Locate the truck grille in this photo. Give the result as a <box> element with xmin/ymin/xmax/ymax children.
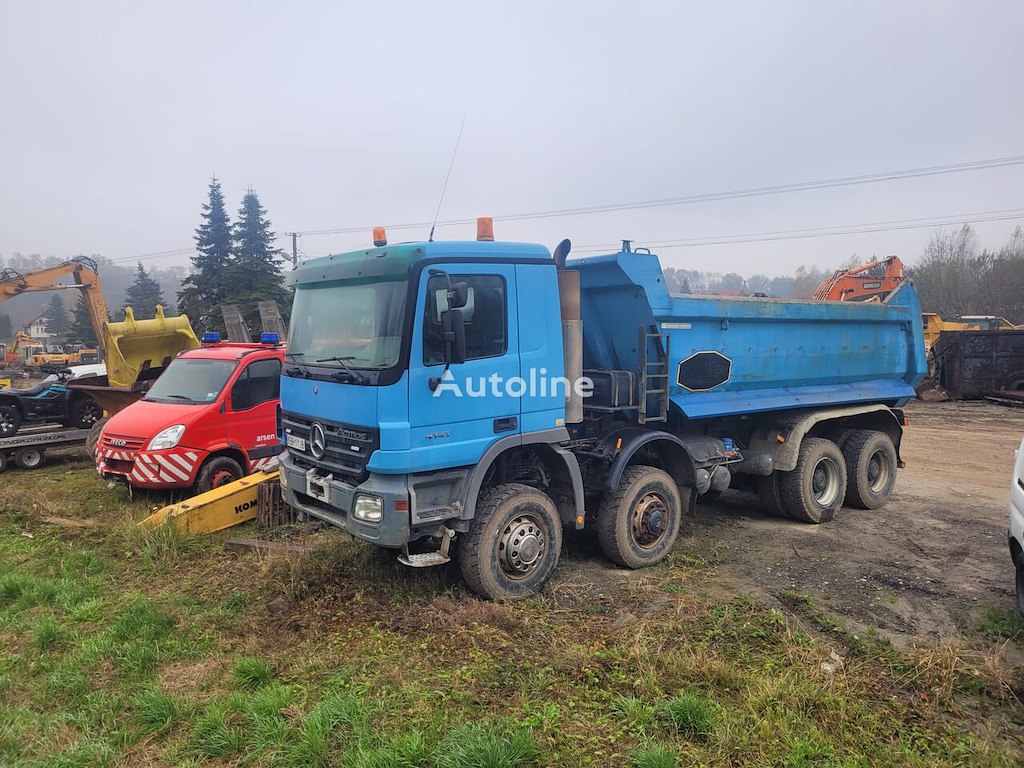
<box><xmin>281</xmin><ymin>411</ymin><xmax>379</xmax><ymax>484</ymax></box>
<box><xmin>100</xmin><ymin>433</ymin><xmax>146</xmax><ymax>452</ymax></box>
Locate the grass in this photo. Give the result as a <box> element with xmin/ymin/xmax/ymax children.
<box><xmin>978</xmin><ymin>607</ymin><xmax>1024</xmax><ymax>641</ymax></box>
<box><xmin>0</xmin><ymin>453</ymin><xmax>1021</xmax><ymax>766</ymax></box>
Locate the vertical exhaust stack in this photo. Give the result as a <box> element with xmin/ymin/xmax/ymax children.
<box><xmin>553</xmin><ymin>239</ymin><xmax>583</xmax><ymax>424</ymax></box>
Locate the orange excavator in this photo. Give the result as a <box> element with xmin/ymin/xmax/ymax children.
<box><xmin>812</xmin><ymin>255</ymin><xmax>906</xmax><ymax>302</ymax></box>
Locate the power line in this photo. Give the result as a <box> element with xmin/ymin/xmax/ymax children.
<box><xmin>290</xmin><ymin>153</ymin><xmax>1024</xmax><ymax>237</ymax></box>
<box><xmin>572</xmin><ymin>208</ymin><xmax>1024</xmax><ymax>253</ymax></box>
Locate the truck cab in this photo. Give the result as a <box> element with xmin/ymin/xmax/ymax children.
<box><xmin>96</xmin><ymin>334</ymin><xmax>284</xmax><ymax>493</ymax></box>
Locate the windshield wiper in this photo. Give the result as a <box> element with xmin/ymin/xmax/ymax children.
<box><xmin>315</xmin><ymin>355</ymin><xmax>369</xmax><ymax>383</ymax></box>
<box><xmin>284</xmin><ymin>351</ymin><xmax>311</xmax><ymax>378</ymax></box>
<box><xmin>163</xmin><ymin>394</ymin><xmax>195</xmax><ymax>402</ymax></box>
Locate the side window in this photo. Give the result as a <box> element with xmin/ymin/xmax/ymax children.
<box><xmin>231</xmin><ymin>359</ymin><xmax>282</xmax><ymax>411</ymax></box>
<box><xmin>422</xmin><ymin>274</ymin><xmax>507</xmax><ymax>366</ymax></box>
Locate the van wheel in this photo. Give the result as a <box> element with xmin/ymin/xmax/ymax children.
<box><xmin>779</xmin><ymin>438</ymin><xmax>847</xmax><ymax>524</ymax></box>
<box><xmin>459</xmin><ymin>483</ymin><xmax>562</xmax><ymax>601</ymax></box>
<box><xmin>842</xmin><ymin>430</ymin><xmax>897</xmax><ymax>509</ymax></box>
<box><xmin>195</xmin><ymin>456</ymin><xmax>243</xmax><ymax>494</ymax></box>
<box><xmin>70</xmin><ymin>396</ymin><xmax>103</xmax><ymax>429</ymax></box>
<box><xmin>86</xmin><ymin>417</ymin><xmax>108</xmax><ymax>457</ymax></box>
<box><xmin>1017</xmin><ymin>564</ymin><xmax>1024</xmax><ymax>618</ymax></box>
<box><xmin>597</xmin><ymin>465</ymin><xmax>682</xmax><ymax>568</ymax></box>
<box><xmin>0</xmin><ymin>404</ymin><xmax>20</xmax><ymax>438</ymax></box>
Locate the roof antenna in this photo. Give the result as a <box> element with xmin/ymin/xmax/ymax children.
<box><xmin>428</xmin><ymin>115</ymin><xmax>466</xmax><ymax>242</ymax></box>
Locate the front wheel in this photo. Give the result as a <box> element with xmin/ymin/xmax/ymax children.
<box><xmin>597</xmin><ymin>465</ymin><xmax>682</xmax><ymax>568</ymax></box>
<box><xmin>1016</xmin><ymin>563</ymin><xmax>1024</xmax><ymax>618</ymax></box>
<box><xmin>778</xmin><ymin>438</ymin><xmax>847</xmax><ymax>524</ymax></box>
<box><xmin>195</xmin><ymin>456</ymin><xmax>244</xmax><ymax>494</ymax></box>
<box><xmin>14</xmin><ymin>447</ymin><xmax>44</xmax><ymax>470</ymax></box>
<box><xmin>0</xmin><ymin>404</ymin><xmax>21</xmax><ymax>438</ymax></box>
<box><xmin>459</xmin><ymin>483</ymin><xmax>562</xmax><ymax>601</ymax></box>
<box><xmin>86</xmin><ymin>417</ymin><xmax>108</xmax><ymax>458</ymax></box>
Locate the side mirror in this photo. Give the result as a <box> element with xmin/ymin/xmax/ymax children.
<box><xmin>441</xmin><ymin>309</ymin><xmax>466</xmax><ymax>365</ymax></box>
<box><xmin>449</xmin><ymin>281</ymin><xmax>470</xmax><ymax>309</ymax></box>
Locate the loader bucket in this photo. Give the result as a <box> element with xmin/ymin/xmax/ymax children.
<box><xmin>103</xmin><ymin>305</ymin><xmax>200</xmax><ymax>389</ymax></box>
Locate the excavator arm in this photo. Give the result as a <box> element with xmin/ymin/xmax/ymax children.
<box><xmin>0</xmin><ymin>257</ymin><xmax>110</xmax><ymax>357</ymax></box>
<box><xmin>813</xmin><ymin>255</ymin><xmax>906</xmax><ymax>302</ymax></box>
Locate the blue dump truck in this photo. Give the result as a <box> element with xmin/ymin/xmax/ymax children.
<box><xmin>279</xmin><ymin>220</ymin><xmax>927</xmax><ymax>600</ymax></box>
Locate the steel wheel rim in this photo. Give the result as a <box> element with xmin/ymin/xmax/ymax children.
<box><xmin>211</xmin><ymin>469</ymin><xmax>237</xmax><ymax>488</ymax></box>
<box><xmin>81</xmin><ymin>401</ymin><xmax>102</xmax><ymax>424</ymax></box>
<box><xmin>811</xmin><ymin>457</ymin><xmax>841</xmax><ymax>507</ymax></box>
<box><xmin>632</xmin><ymin>492</ymin><xmax>670</xmax><ymax>549</ymax></box>
<box><xmin>21</xmin><ymin>449</ymin><xmax>41</xmax><ymax>467</ymax></box>
<box><xmin>498</xmin><ymin>513</ymin><xmax>546</xmax><ymax>579</ymax></box>
<box><xmin>0</xmin><ymin>409</ymin><xmax>14</xmax><ymax>433</ymax></box>
<box><xmin>866</xmin><ymin>449</ymin><xmax>892</xmax><ymax>494</ymax></box>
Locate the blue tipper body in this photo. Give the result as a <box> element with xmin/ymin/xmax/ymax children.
<box><xmin>567</xmin><ymin>249</ymin><xmax>927</xmax><ymax>420</ymax></box>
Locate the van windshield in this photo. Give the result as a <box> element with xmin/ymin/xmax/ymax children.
<box><xmin>144</xmin><ymin>358</ymin><xmax>237</xmax><ymax>404</ymax></box>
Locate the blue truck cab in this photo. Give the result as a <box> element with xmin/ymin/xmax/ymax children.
<box><xmin>279</xmin><ymin>221</ymin><xmax>927</xmax><ymax>600</ymax></box>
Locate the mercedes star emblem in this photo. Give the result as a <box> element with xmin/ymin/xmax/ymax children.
<box><xmin>310</xmin><ymin>423</ymin><xmax>327</xmax><ymax>459</ymax></box>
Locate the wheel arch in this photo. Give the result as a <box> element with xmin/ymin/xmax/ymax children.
<box><xmin>203</xmin><ymin>445</ymin><xmax>249</xmax><ymax>473</ymax></box>
<box><xmin>0</xmin><ymin>393</ymin><xmax>26</xmax><ymax>415</ymax></box>
<box><xmin>461</xmin><ymin>429</ymin><xmax>584</xmax><ymax>527</ymax></box>
<box><xmin>600</xmin><ymin>428</ymin><xmax>726</xmax><ymax>492</ymax></box>
<box><xmin>748</xmin><ymin>405</ymin><xmax>905</xmax><ymax>473</ymax></box>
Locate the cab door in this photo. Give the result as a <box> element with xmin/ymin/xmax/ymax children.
<box><xmin>408</xmin><ymin>266</ymin><xmax>520</xmax><ymax>472</ymax></box>
<box><xmin>226</xmin><ymin>357</ymin><xmax>282</xmax><ymax>468</ymax></box>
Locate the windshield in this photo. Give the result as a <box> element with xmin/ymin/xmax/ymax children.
<box><xmin>144</xmin><ymin>358</ymin><xmax>237</xmax><ymax>404</ymax></box>
<box><xmin>288</xmin><ymin>278</ymin><xmax>407</xmax><ymax>370</ymax></box>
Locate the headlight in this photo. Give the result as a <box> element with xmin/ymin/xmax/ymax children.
<box><xmin>148</xmin><ymin>424</ymin><xmax>185</xmax><ymax>451</ymax></box>
<box><xmin>352</xmin><ymin>494</ymin><xmax>383</xmax><ymax>523</ymax></box>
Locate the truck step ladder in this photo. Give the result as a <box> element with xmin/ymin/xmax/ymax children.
<box><xmin>397</xmin><ymin>528</ymin><xmax>455</xmax><ymax>568</ymax></box>
<box><xmin>639</xmin><ymin>324</ymin><xmax>670</xmax><ymax>424</ymax></box>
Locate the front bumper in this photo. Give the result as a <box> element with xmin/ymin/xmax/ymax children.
<box><xmin>97</xmin><ymin>445</ymin><xmax>207</xmax><ymax>489</ymax></box>
<box><xmin>279</xmin><ymin>450</ymin><xmax>412</xmax><ymax>546</ymax></box>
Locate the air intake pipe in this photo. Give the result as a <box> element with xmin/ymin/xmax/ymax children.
<box><xmin>553</xmin><ymin>239</ymin><xmax>583</xmax><ymax>424</ymax></box>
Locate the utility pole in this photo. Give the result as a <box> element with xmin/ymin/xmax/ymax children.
<box><xmin>285</xmin><ymin>232</ymin><xmax>299</xmax><ymax>268</ymax></box>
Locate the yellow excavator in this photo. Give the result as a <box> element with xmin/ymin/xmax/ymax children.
<box><xmin>1</xmin><ymin>331</ymin><xmax>47</xmax><ymax>368</ymax></box>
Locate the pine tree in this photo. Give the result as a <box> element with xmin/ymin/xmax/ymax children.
<box><xmin>44</xmin><ymin>294</ymin><xmax>70</xmax><ymax>337</ymax></box>
<box><xmin>222</xmin><ymin>188</ymin><xmax>291</xmax><ymax>333</ymax></box>
<box><xmin>179</xmin><ymin>176</ymin><xmax>232</xmax><ymax>333</ymax></box>
<box><xmin>0</xmin><ymin>313</ymin><xmax>11</xmax><ymax>342</ymax></box>
<box><xmin>68</xmin><ymin>295</ymin><xmax>100</xmax><ymax>345</ymax></box>
<box><xmin>123</xmin><ymin>262</ymin><xmax>166</xmax><ymax>320</ymax></box>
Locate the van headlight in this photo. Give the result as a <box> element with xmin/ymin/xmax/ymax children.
<box><xmin>148</xmin><ymin>424</ymin><xmax>185</xmax><ymax>451</ymax></box>
<box><xmin>353</xmin><ymin>494</ymin><xmax>383</xmax><ymax>523</ymax></box>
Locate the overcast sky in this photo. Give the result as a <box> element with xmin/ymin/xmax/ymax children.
<box><xmin>1</xmin><ymin>1</ymin><xmax>1022</xmax><ymax>277</ymax></box>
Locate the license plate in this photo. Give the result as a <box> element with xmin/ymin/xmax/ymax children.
<box><xmin>286</xmin><ymin>433</ymin><xmax>306</xmax><ymax>451</ymax></box>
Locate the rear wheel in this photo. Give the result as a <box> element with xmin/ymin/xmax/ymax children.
<box><xmin>757</xmin><ymin>474</ymin><xmax>788</xmax><ymax>518</ymax></box>
<box><xmin>14</xmin><ymin>447</ymin><xmax>44</xmax><ymax>470</ymax></box>
<box><xmin>0</xmin><ymin>453</ymin><xmax>7</xmax><ymax>473</ymax></box>
<box><xmin>69</xmin><ymin>396</ymin><xmax>103</xmax><ymax>430</ymax></box>
<box><xmin>195</xmin><ymin>456</ymin><xmax>243</xmax><ymax>494</ymax></box>
<box><xmin>459</xmin><ymin>483</ymin><xmax>562</xmax><ymax>601</ymax></box>
<box><xmin>1017</xmin><ymin>563</ymin><xmax>1024</xmax><ymax>618</ymax></box>
<box><xmin>597</xmin><ymin>465</ymin><xmax>682</xmax><ymax>568</ymax></box>
<box><xmin>842</xmin><ymin>430</ymin><xmax>897</xmax><ymax>509</ymax></box>
<box><xmin>779</xmin><ymin>438</ymin><xmax>846</xmax><ymax>524</ymax></box>
<box><xmin>0</xmin><ymin>404</ymin><xmax>20</xmax><ymax>438</ymax></box>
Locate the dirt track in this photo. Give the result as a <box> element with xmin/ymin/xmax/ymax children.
<box><xmin>691</xmin><ymin>400</ymin><xmax>1024</xmax><ymax>650</ymax></box>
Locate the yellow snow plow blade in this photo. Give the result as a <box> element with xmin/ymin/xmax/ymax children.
<box><xmin>140</xmin><ymin>470</ymin><xmax>279</xmax><ymax>534</ymax></box>
<box><xmin>104</xmin><ymin>305</ymin><xmax>200</xmax><ymax>389</ymax></box>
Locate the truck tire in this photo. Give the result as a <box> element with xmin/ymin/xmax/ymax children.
<box><xmin>0</xmin><ymin>404</ymin><xmax>20</xmax><ymax>438</ymax></box>
<box><xmin>757</xmin><ymin>474</ymin><xmax>788</xmax><ymax>518</ymax></box>
<box><xmin>458</xmin><ymin>483</ymin><xmax>562</xmax><ymax>601</ymax></box>
<box><xmin>778</xmin><ymin>438</ymin><xmax>846</xmax><ymax>524</ymax></box>
<box><xmin>14</xmin><ymin>447</ymin><xmax>44</xmax><ymax>470</ymax></box>
<box><xmin>0</xmin><ymin>452</ymin><xmax>7</xmax><ymax>473</ymax></box>
<box><xmin>195</xmin><ymin>456</ymin><xmax>243</xmax><ymax>494</ymax></box>
<box><xmin>86</xmin><ymin>417</ymin><xmax>108</xmax><ymax>457</ymax></box>
<box><xmin>842</xmin><ymin>430</ymin><xmax>897</xmax><ymax>509</ymax></box>
<box><xmin>597</xmin><ymin>465</ymin><xmax>682</xmax><ymax>568</ymax></box>
<box><xmin>69</xmin><ymin>396</ymin><xmax>103</xmax><ymax>430</ymax></box>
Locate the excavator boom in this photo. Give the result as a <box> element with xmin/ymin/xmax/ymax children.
<box><xmin>813</xmin><ymin>255</ymin><xmax>906</xmax><ymax>302</ymax></box>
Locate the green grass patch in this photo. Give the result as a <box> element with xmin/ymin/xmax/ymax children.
<box><xmin>663</xmin><ymin>692</ymin><xmax>718</xmax><ymax>740</ymax></box>
<box><xmin>977</xmin><ymin>607</ymin><xmax>1024</xmax><ymax>641</ymax></box>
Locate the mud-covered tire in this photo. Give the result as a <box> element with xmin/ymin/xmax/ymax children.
<box><xmin>779</xmin><ymin>438</ymin><xmax>846</xmax><ymax>524</ymax></box>
<box><xmin>842</xmin><ymin>429</ymin><xmax>897</xmax><ymax>509</ymax></box>
<box><xmin>0</xmin><ymin>453</ymin><xmax>7</xmax><ymax>473</ymax></box>
<box><xmin>195</xmin><ymin>456</ymin><xmax>244</xmax><ymax>494</ymax></box>
<box><xmin>757</xmin><ymin>474</ymin><xmax>788</xmax><ymax>518</ymax></box>
<box><xmin>86</xmin><ymin>417</ymin><xmax>108</xmax><ymax>457</ymax></box>
<box><xmin>0</xmin><ymin>404</ymin><xmax>21</xmax><ymax>438</ymax></box>
<box><xmin>69</xmin><ymin>396</ymin><xmax>103</xmax><ymax>430</ymax></box>
<box><xmin>597</xmin><ymin>465</ymin><xmax>682</xmax><ymax>568</ymax></box>
<box><xmin>13</xmin><ymin>447</ymin><xmax>44</xmax><ymax>470</ymax></box>
<box><xmin>459</xmin><ymin>483</ymin><xmax>562</xmax><ymax>601</ymax></box>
